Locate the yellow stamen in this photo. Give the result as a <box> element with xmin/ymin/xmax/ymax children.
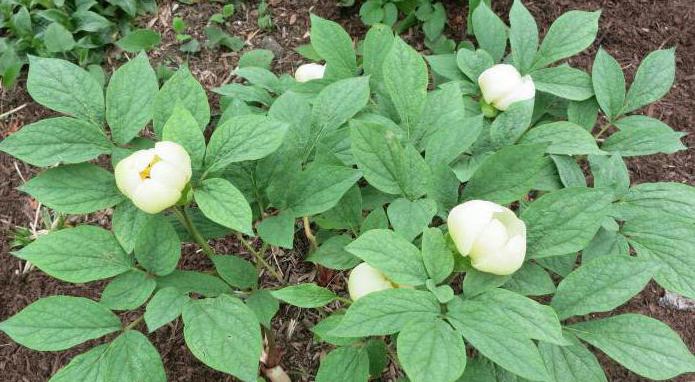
<box><xmin>139</xmin><ymin>155</ymin><xmax>161</xmax><ymax>180</ymax></box>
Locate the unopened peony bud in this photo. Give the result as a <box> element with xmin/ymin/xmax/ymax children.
<box><xmin>294</xmin><ymin>63</ymin><xmax>325</xmax><ymax>82</ymax></box>
<box><xmin>348</xmin><ymin>262</ymin><xmax>395</xmax><ymax>301</ymax></box>
<box><xmin>447</xmin><ymin>200</ymin><xmax>526</xmax><ymax>275</ymax></box>
<box><xmin>478</xmin><ymin>64</ymin><xmax>535</xmax><ymax>111</ymax></box>
<box><xmin>114</xmin><ymin>141</ymin><xmax>192</xmax><ymax>214</ymax></box>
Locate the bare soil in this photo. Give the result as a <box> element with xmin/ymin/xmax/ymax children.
<box><xmin>1</xmin><ymin>0</ymin><xmax>693</xmax><ymax>381</ymax></box>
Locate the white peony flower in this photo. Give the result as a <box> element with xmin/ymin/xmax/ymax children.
<box><xmin>347</xmin><ymin>262</ymin><xmax>395</xmax><ymax>301</ymax></box>
<box><xmin>114</xmin><ymin>141</ymin><xmax>192</xmax><ymax>214</ymax></box>
<box><xmin>478</xmin><ymin>64</ymin><xmax>535</xmax><ymax>111</ymax></box>
<box><xmin>294</xmin><ymin>63</ymin><xmax>325</xmax><ymax>82</ymax></box>
<box><xmin>447</xmin><ymin>200</ymin><xmax>527</xmax><ymax>275</ymax></box>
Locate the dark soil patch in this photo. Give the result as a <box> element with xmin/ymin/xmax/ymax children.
<box><xmin>1</xmin><ymin>0</ymin><xmax>693</xmax><ymax>381</ymax></box>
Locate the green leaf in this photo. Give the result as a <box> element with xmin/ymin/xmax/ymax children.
<box><xmin>49</xmin><ymin>344</ymin><xmax>109</xmax><ymax>382</ymax></box>
<box><xmin>581</xmin><ymin>227</ymin><xmax>630</xmax><ymax>264</ymax></box>
<box><xmin>532</xmin><ymin>10</ymin><xmax>600</xmax><ymax>69</ymax></box>
<box><xmin>363</xmin><ymin>24</ymin><xmax>394</xmax><ymax>83</ymax></box>
<box><xmin>27</xmin><ymin>56</ymin><xmax>104</xmax><ymax>124</ymax></box>
<box><xmin>330</xmin><ymin>289</ymin><xmax>440</xmax><ymax>337</ymax></box>
<box><xmin>182</xmin><ymin>295</ymin><xmax>262</xmax><ymax>382</ymax></box>
<box><xmin>509</xmin><ymin>0</ymin><xmax>538</xmax><ymax>74</ymax></box>
<box><xmin>568</xmin><ymin>97</ymin><xmax>599</xmax><ymax>131</ymax></box>
<box><xmin>238</xmin><ymin>49</ymin><xmax>274</xmax><ymax>69</ymax></box>
<box><xmin>307</xmin><ymin>235</ymin><xmax>360</xmax><ymax>270</ymax></box>
<box><xmin>0</xmin><ymin>296</ymin><xmax>120</xmax><ymax>351</ymax></box>
<box><xmin>211</xmin><ymin>255</ymin><xmax>257</xmax><ymax>289</ymax></box>
<box><xmin>503</xmin><ymin>262</ymin><xmax>556</xmax><ymax>296</ymax></box>
<box><xmin>521</xmin><ymin>188</ymin><xmax>613</xmax><ymax>258</ymax></box>
<box><xmin>106</xmin><ymin>53</ymin><xmax>159</xmax><ymax>144</ymax></box>
<box><xmin>387</xmin><ymin>198</ymin><xmax>437</xmax><ymax>241</ymax></box>
<box><xmin>446</xmin><ymin>297</ymin><xmax>549</xmax><ymax>381</ymax></box>
<box><xmin>15</xmin><ymin>225</ymin><xmax>132</xmax><ymax>283</ymax></box>
<box><xmin>419</xmin><ymin>85</ymin><xmax>473</xmax><ymax>157</ymax></box>
<box><xmin>205</xmin><ymin>115</ymin><xmax>288</xmax><ymax>172</ymax></box>
<box><xmin>156</xmin><ymin>270</ymin><xmax>230</xmax><ymax>297</ymax></box>
<box><xmin>214</xmin><ymin>84</ymin><xmax>272</xmax><ymax>105</ymax></box>
<box><xmin>366</xmin><ymin>338</ymin><xmax>388</xmax><ymax>377</ymax></box>
<box><xmin>194</xmin><ymin>178</ymin><xmax>253</xmax><ymax>235</ymax></box>
<box><xmin>245</xmin><ymin>290</ymin><xmax>279</xmax><ymax>328</ymax></box>
<box><xmin>462</xmin><ymin>143</ymin><xmax>547</xmax><ymax>204</ymax></box>
<box><xmin>570</xmin><ymin>314</ymin><xmax>695</xmax><ymax>380</ymax></box>
<box><xmin>153</xmin><ymin>66</ymin><xmax>210</xmax><ymax>136</ymax></box>
<box><xmin>624</xmin><ymin>48</ymin><xmax>676</xmax><ymax>113</ymax></box>
<box><xmin>310</xmin><ymin>14</ymin><xmax>357</xmax><ymax>79</ymax></box>
<box><xmin>456</xmin><ymin>48</ymin><xmax>494</xmax><ymax>82</ymax></box>
<box><xmin>602</xmin><ymin>115</ymin><xmax>685</xmax><ymax>156</ymax></box>
<box><xmin>311</xmin><ymin>76</ymin><xmax>371</xmax><ymax>149</ymax></box>
<box><xmin>44</xmin><ymin>23</ymin><xmax>76</xmax><ymax>52</ymax></box>
<box><xmin>489</xmin><ymin>99</ymin><xmax>535</xmax><ymax>147</ymax></box>
<box><xmin>551</xmin><ymin>155</ymin><xmax>587</xmax><ymax>188</ymax></box>
<box><xmin>475</xmin><ymin>288</ymin><xmax>565</xmax><ymax>344</ymax></box>
<box><xmin>397</xmin><ymin>319</ymin><xmax>466</xmax><ymax>382</ymax></box>
<box><xmin>234</xmin><ymin>67</ymin><xmax>280</xmax><ymax>92</ymax></box>
<box><xmin>315</xmin><ymin>346</ymin><xmax>370</xmax><ymax>382</ymax></box>
<box><xmin>284</xmin><ymin>163</ymin><xmax>362</xmax><ymax>217</ymax></box>
<box><xmin>426</xmin><ymin>54</ymin><xmax>465</xmax><ymax>82</ymax></box>
<box><xmin>589</xmin><ymin>154</ymin><xmax>629</xmax><ymax>198</ymax></box>
<box><xmin>383</xmin><ymin>37</ymin><xmax>429</xmax><ymax>134</ymax></box>
<box><xmin>311</xmin><ymin>313</ymin><xmax>358</xmax><ymax>346</ymax></box>
<box><xmin>104</xmin><ymin>330</ymin><xmax>166</xmax><ymax>382</ymax></box>
<box><xmin>115</xmin><ymin>28</ymin><xmax>161</xmax><ymax>52</ymax></box>
<box><xmin>346</xmin><ymin>229</ymin><xmax>428</xmax><ymax>286</ymax></box>
<box><xmin>271</xmin><ymin>283</ymin><xmax>337</xmax><ymax>308</ymax></box>
<box><xmin>0</xmin><ymin>117</ymin><xmax>110</xmax><ymax>167</ymax></box>
<box><xmin>359</xmin><ymin>1</ymin><xmax>384</xmax><ymax>25</ymax></box>
<box><xmin>257</xmin><ymin>212</ymin><xmax>295</xmax><ymax>249</ymax></box>
<box><xmin>421</xmin><ymin>227</ymin><xmax>454</xmax><ymax>284</ymax></box>
<box><xmin>161</xmin><ymin>105</ymin><xmax>206</xmax><ymax>169</ymax></box>
<box><xmin>112</xmin><ymin>200</ymin><xmax>152</xmax><ymax>254</ymax></box>
<box><xmin>613</xmin><ymin>182</ymin><xmax>695</xmax><ymax>222</ymax></box>
<box><xmin>316</xmin><ymin>185</ymin><xmax>362</xmax><ymax>234</ymax></box>
<box><xmin>472</xmin><ymin>2</ymin><xmax>507</xmax><ymax>62</ymax></box>
<box><xmin>101</xmin><ymin>270</ymin><xmax>156</xmax><ymax>310</ymax></box>
<box><xmin>531</xmin><ymin>65</ymin><xmax>594</xmax><ymax>101</ymax></box>
<box><xmin>551</xmin><ymin>255</ymin><xmax>653</xmax><ymax>320</ymax></box>
<box><xmin>592</xmin><ymin>48</ymin><xmax>625</xmax><ymax>119</ymax></box>
<box><xmin>134</xmin><ymin>215</ymin><xmax>181</xmax><ymax>276</ymax></box>
<box><xmin>351</xmin><ymin>120</ymin><xmax>431</xmax><ymax>199</ymax></box>
<box><xmin>145</xmin><ymin>287</ymin><xmax>188</xmax><ymax>332</ymax></box>
<box><xmin>20</xmin><ymin>164</ymin><xmax>122</xmax><ymax>214</ymax></box>
<box><xmin>463</xmin><ymin>269</ymin><xmax>510</xmax><ymax>298</ymax></box>
<box><xmin>623</xmin><ymin>217</ymin><xmax>695</xmax><ymax>299</ymax></box>
<box><xmin>539</xmin><ymin>334</ymin><xmax>607</xmax><ymax>382</ymax></box>
<box><xmin>520</xmin><ymin>121</ymin><xmax>604</xmax><ymax>155</ymax></box>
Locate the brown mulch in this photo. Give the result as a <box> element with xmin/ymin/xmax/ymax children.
<box><xmin>1</xmin><ymin>0</ymin><xmax>693</xmax><ymax>381</ymax></box>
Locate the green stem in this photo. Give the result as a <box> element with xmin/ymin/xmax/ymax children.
<box><xmin>594</xmin><ymin>123</ymin><xmax>612</xmax><ymax>139</ymax></box>
<box><xmin>236</xmin><ymin>233</ymin><xmax>284</xmax><ymax>282</ymax></box>
<box><xmin>337</xmin><ymin>296</ymin><xmax>352</xmax><ymax>305</ymax></box>
<box><xmin>124</xmin><ymin>315</ymin><xmax>144</xmax><ymax>331</ymax></box>
<box><xmin>394</xmin><ymin>12</ymin><xmax>417</xmax><ymax>34</ymax></box>
<box><xmin>173</xmin><ymin>207</ymin><xmax>216</xmax><ymax>258</ymax></box>
<box><xmin>303</xmin><ymin>216</ymin><xmax>318</xmax><ymax>253</ymax></box>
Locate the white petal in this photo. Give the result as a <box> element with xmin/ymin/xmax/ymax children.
<box><xmin>447</xmin><ymin>200</ymin><xmax>504</xmax><ymax>256</ymax></box>
<box><xmin>129</xmin><ymin>149</ymin><xmax>157</xmax><ymax>173</ymax></box>
<box><xmin>154</xmin><ymin>141</ymin><xmax>192</xmax><ymax>181</ymax></box>
<box><xmin>131</xmin><ymin>179</ymin><xmax>181</xmax><ymax>214</ymax></box>
<box><xmin>114</xmin><ymin>157</ymin><xmax>142</xmax><ymax>198</ymax></box>
<box><xmin>294</xmin><ymin>63</ymin><xmax>325</xmax><ymax>83</ymax></box>
<box><xmin>494</xmin><ymin>75</ymin><xmax>536</xmax><ymax>111</ymax></box>
<box><xmin>469</xmin><ymin>217</ymin><xmax>509</xmax><ymax>259</ymax></box>
<box><xmin>471</xmin><ymin>234</ymin><xmax>526</xmax><ymax>275</ymax></box>
<box><xmin>478</xmin><ymin>64</ymin><xmax>523</xmax><ymax>105</ymax></box>
<box><xmin>348</xmin><ymin>263</ymin><xmax>394</xmax><ymax>301</ymax></box>
<box><xmin>149</xmin><ymin>161</ymin><xmax>188</xmax><ymax>191</ymax></box>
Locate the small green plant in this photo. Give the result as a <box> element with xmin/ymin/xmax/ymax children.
<box><xmin>257</xmin><ymin>0</ymin><xmax>272</xmax><ymax>31</ymax></box>
<box><xmin>0</xmin><ymin>0</ymin><xmax>156</xmax><ymax>87</ymax></box>
<box><xmin>342</xmin><ymin>0</ymin><xmax>454</xmax><ymax>53</ymax></box>
<box><xmin>0</xmin><ymin>2</ymin><xmax>694</xmax><ymax>382</ymax></box>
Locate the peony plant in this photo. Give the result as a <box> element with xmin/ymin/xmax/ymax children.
<box><xmin>1</xmin><ymin>1</ymin><xmax>694</xmax><ymax>382</ymax></box>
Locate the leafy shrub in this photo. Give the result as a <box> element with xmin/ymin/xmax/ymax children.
<box><xmin>0</xmin><ymin>0</ymin><xmax>156</xmax><ymax>87</ymax></box>
<box><xmin>1</xmin><ymin>1</ymin><xmax>694</xmax><ymax>382</ymax></box>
